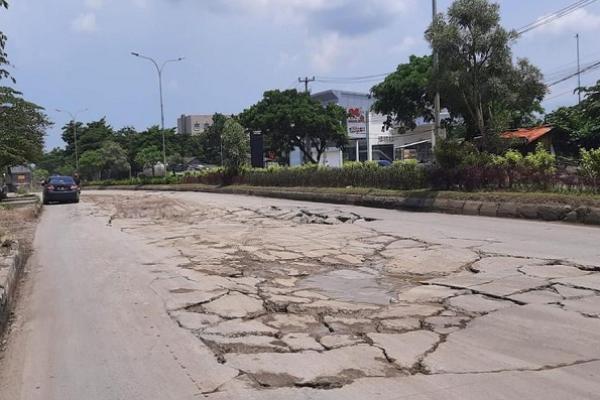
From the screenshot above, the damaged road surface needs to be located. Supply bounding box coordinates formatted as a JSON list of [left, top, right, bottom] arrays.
[[1, 190, 600, 400]]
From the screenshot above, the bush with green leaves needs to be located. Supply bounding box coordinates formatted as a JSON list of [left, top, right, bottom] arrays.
[[222, 119, 249, 180], [240, 160, 427, 190], [580, 148, 600, 190]]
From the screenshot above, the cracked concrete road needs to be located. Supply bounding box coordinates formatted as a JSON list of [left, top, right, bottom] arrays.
[[1, 190, 600, 400]]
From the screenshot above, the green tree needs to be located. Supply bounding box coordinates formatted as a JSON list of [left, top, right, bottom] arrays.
[[32, 167, 49, 184], [79, 141, 129, 180], [546, 80, 600, 152], [239, 90, 348, 164], [199, 113, 227, 165], [36, 147, 69, 174], [134, 145, 162, 176], [371, 55, 434, 131], [62, 118, 113, 158], [221, 119, 249, 177], [0, 1, 14, 83], [0, 87, 50, 169], [426, 0, 546, 144], [79, 150, 103, 181]]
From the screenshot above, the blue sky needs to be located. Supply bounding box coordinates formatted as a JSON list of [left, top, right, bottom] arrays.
[[2, 0, 600, 149]]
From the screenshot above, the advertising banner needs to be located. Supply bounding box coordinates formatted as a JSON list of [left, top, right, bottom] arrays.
[[347, 107, 367, 139]]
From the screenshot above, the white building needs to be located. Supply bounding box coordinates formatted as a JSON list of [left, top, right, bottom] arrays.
[[177, 114, 213, 135], [311, 90, 447, 164]]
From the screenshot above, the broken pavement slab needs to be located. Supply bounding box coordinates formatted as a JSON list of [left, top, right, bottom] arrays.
[[447, 294, 514, 314], [367, 330, 440, 369], [396, 284, 467, 303], [561, 296, 600, 317], [384, 246, 479, 276], [553, 273, 600, 292], [224, 344, 394, 387], [201, 292, 265, 319], [424, 304, 600, 373]]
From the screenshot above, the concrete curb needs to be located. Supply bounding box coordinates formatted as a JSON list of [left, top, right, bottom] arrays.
[[84, 185, 600, 227], [0, 240, 24, 334]]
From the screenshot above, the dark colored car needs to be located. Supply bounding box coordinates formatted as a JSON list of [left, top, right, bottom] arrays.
[[42, 176, 80, 205], [377, 159, 392, 167]]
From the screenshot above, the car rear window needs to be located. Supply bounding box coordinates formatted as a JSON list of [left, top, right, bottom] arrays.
[[49, 177, 75, 185]]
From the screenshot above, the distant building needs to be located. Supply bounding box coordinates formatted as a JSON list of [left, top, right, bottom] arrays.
[[311, 90, 392, 163], [310, 90, 446, 164], [501, 125, 561, 155], [177, 114, 213, 135]]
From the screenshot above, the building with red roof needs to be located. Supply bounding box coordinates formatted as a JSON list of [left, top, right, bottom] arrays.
[[501, 125, 560, 154]]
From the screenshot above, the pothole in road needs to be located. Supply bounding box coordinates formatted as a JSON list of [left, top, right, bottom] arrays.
[[298, 269, 401, 305], [253, 206, 378, 225]]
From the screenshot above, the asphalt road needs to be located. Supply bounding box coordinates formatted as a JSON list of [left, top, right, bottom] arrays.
[[0, 190, 599, 400], [0, 198, 236, 400]]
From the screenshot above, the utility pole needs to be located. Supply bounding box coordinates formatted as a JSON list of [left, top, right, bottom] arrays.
[[432, 0, 441, 150], [576, 33, 582, 104], [298, 76, 315, 93], [131, 52, 184, 167], [56, 108, 88, 172], [298, 76, 316, 164]]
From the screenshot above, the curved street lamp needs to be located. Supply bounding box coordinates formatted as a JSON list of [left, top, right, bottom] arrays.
[[131, 52, 184, 166], [56, 108, 88, 172]]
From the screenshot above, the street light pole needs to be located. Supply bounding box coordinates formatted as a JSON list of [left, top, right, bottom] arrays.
[[131, 52, 184, 167], [576, 33, 582, 105], [432, 0, 441, 150], [56, 108, 88, 172]]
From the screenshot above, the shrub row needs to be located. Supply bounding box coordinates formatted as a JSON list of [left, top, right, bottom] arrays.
[[86, 144, 600, 194], [238, 161, 427, 190]]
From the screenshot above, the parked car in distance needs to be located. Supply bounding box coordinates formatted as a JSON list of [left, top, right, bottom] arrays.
[[377, 159, 392, 167], [42, 176, 80, 205]]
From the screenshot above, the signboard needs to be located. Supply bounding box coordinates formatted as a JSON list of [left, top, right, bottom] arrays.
[[347, 108, 367, 139]]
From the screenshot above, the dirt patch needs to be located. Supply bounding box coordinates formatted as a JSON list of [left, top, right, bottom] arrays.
[[0, 204, 40, 260]]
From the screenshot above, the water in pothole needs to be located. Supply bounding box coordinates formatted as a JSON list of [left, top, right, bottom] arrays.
[[299, 269, 399, 305]]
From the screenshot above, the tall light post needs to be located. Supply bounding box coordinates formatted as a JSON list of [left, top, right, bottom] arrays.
[[131, 52, 184, 166], [576, 33, 582, 105], [56, 108, 88, 172], [432, 0, 441, 150]]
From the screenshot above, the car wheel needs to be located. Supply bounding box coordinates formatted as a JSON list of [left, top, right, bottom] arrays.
[[43, 198, 49, 205]]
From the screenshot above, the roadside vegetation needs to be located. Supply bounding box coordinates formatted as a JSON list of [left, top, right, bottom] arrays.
[[1, 0, 595, 209]]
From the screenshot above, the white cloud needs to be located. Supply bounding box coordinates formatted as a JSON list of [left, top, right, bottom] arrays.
[[389, 36, 420, 54], [71, 12, 97, 33], [203, 0, 413, 35], [310, 32, 343, 72], [198, 0, 414, 71], [533, 8, 600, 35]]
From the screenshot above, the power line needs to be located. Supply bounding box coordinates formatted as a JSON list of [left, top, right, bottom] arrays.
[[547, 59, 600, 86], [315, 72, 392, 82], [545, 89, 577, 101], [516, 0, 598, 35], [307, 1, 600, 90]]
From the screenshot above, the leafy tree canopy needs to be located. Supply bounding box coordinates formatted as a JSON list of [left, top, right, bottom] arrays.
[[0, 1, 14, 83], [221, 118, 249, 177], [371, 55, 434, 132], [0, 87, 50, 168], [79, 141, 129, 180], [426, 0, 546, 144], [239, 90, 348, 164], [134, 145, 162, 169], [546, 80, 600, 153], [199, 113, 228, 165]]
